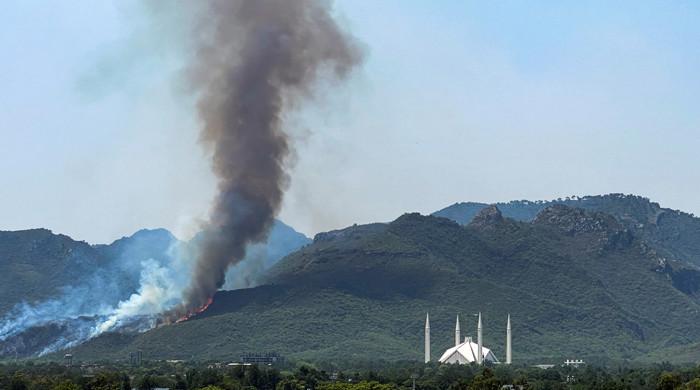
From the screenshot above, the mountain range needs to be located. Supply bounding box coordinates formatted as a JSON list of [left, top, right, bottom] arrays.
[[61, 194, 700, 365], [4, 194, 700, 364], [434, 194, 700, 268], [0, 220, 310, 357]]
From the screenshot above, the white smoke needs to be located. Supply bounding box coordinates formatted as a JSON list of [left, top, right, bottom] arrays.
[[0, 222, 308, 357], [94, 259, 183, 334], [0, 240, 191, 357], [0, 285, 103, 342]]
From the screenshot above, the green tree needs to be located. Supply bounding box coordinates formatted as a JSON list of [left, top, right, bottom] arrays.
[[471, 368, 502, 390], [174, 374, 188, 390], [317, 381, 396, 390], [245, 364, 262, 388], [446, 379, 470, 390], [136, 375, 159, 390], [84, 371, 124, 390], [53, 381, 80, 390], [658, 372, 682, 390], [10, 373, 28, 390], [276, 378, 305, 390]]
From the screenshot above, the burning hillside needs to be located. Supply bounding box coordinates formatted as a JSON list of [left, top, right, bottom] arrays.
[[164, 0, 363, 320], [0, 0, 362, 358]]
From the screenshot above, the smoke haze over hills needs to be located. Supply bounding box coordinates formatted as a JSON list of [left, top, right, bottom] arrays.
[[2, 0, 700, 367], [0, 221, 309, 357]]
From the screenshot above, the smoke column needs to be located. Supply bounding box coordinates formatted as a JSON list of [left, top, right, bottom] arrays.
[[171, 0, 362, 316]]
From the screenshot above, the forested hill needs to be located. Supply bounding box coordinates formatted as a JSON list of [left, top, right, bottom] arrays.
[[73, 204, 700, 364], [0, 221, 309, 358], [0, 229, 106, 315], [0, 220, 309, 318], [434, 194, 700, 268]]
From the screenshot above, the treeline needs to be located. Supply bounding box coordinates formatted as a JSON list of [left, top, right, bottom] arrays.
[[3, 360, 700, 390]]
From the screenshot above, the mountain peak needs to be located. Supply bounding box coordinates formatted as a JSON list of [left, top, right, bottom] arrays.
[[130, 228, 175, 241], [533, 204, 621, 235], [101, 228, 177, 252], [468, 205, 504, 228]]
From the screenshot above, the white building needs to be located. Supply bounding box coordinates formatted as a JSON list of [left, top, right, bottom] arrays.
[[439, 336, 499, 364], [426, 312, 511, 365], [424, 313, 430, 363], [564, 359, 585, 367]]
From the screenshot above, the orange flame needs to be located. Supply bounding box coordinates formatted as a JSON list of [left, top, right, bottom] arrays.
[[175, 297, 214, 323]]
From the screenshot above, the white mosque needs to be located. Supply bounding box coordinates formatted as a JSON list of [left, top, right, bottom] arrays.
[[424, 312, 512, 365]]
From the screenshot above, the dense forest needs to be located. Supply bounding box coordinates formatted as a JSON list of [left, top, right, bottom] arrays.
[[71, 203, 700, 363], [3, 360, 700, 390], [7, 195, 700, 363]]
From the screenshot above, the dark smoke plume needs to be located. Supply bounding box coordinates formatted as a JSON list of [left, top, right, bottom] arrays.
[[170, 0, 362, 318]]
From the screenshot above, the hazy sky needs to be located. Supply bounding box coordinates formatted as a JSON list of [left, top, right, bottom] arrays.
[[1, 1, 699, 243]]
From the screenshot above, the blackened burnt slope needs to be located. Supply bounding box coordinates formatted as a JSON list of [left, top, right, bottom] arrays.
[[74, 206, 700, 363]]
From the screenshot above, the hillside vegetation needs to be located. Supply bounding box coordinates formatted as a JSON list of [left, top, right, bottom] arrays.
[[0, 221, 309, 358], [434, 194, 700, 268], [71, 203, 700, 364], [0, 229, 105, 315]]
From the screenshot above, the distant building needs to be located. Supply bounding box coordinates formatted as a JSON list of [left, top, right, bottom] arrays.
[[64, 353, 73, 367], [533, 364, 556, 369], [425, 312, 511, 365], [129, 350, 142, 366], [239, 352, 284, 365], [424, 313, 430, 363], [439, 337, 499, 364], [564, 359, 585, 367]]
